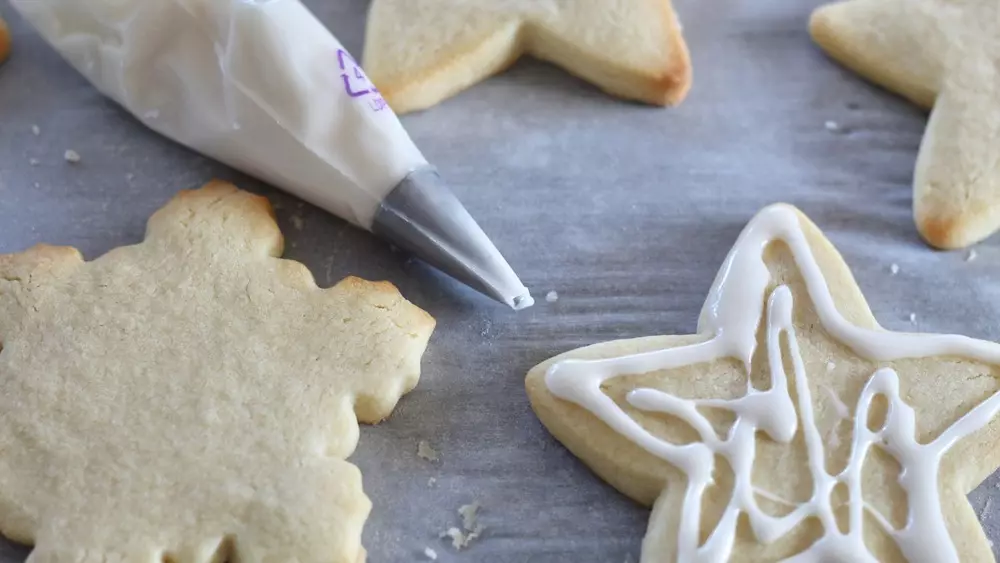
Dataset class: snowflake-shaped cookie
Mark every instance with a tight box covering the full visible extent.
[0,181,435,562]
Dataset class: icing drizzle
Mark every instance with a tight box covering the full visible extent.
[545,205,1000,562]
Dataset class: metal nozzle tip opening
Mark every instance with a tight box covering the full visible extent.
[512,292,535,311]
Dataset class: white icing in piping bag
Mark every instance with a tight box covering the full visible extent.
[546,204,1000,562]
[11,0,532,310]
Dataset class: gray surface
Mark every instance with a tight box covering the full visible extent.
[1,0,1000,562]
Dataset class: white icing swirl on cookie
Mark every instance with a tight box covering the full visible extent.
[545,205,1000,562]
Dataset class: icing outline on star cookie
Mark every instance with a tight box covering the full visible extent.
[545,204,1000,562]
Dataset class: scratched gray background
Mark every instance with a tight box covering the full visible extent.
[1,0,999,561]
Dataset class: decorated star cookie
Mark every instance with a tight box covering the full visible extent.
[0,181,435,562]
[362,0,691,114]
[810,0,1000,249]
[0,15,10,64]
[527,204,1000,562]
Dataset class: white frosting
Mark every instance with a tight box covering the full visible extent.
[545,205,1000,562]
[11,0,428,229]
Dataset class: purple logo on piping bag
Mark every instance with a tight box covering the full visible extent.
[337,49,388,112]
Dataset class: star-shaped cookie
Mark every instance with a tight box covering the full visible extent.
[810,0,1000,249]
[527,204,1000,562]
[362,0,691,114]
[0,181,435,562]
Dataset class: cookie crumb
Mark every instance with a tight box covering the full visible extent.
[824,120,839,131]
[966,249,978,262]
[826,361,836,372]
[31,125,40,136]
[545,290,559,303]
[440,526,483,551]
[418,440,439,462]
[291,215,305,231]
[423,547,438,560]
[459,502,480,531]
[64,149,81,164]
[29,158,39,166]
[441,527,465,550]
[909,312,917,323]
[889,263,899,275]
[440,502,485,550]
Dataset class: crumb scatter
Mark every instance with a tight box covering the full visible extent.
[459,502,480,531]
[440,501,485,550]
[418,440,439,462]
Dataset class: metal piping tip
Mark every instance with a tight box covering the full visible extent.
[372,168,533,310]
[513,292,535,311]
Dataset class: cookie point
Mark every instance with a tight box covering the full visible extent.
[807,4,827,27]
[650,50,693,107]
[917,214,970,250]
[806,4,843,48]
[655,70,692,107]
[807,3,838,31]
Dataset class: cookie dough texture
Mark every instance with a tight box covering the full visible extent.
[810,0,1000,249]
[526,207,1000,562]
[362,0,691,114]
[0,181,435,563]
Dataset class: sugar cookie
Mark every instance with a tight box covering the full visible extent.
[528,204,1000,562]
[362,0,691,114]
[810,0,1000,249]
[0,181,435,562]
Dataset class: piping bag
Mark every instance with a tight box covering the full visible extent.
[11,0,534,310]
